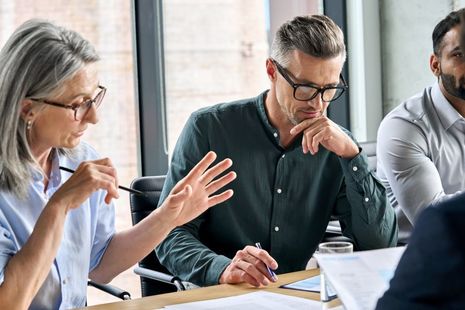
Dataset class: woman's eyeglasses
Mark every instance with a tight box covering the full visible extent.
[30,85,106,121]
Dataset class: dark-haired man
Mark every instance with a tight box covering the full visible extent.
[376,9,465,309]
[157,14,397,288]
[377,8,465,243]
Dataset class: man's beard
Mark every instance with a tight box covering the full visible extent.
[440,71,465,100]
[278,102,299,125]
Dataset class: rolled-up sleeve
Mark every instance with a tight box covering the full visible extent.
[89,198,115,272]
[0,220,16,284]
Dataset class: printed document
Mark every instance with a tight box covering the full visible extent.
[162,291,321,309]
[314,246,406,310]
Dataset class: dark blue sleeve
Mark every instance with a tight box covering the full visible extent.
[377,200,465,309]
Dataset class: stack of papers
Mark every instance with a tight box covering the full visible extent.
[163,291,321,309]
[314,246,406,310]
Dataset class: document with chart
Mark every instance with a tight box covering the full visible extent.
[314,246,406,310]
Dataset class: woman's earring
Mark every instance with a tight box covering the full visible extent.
[26,120,32,130]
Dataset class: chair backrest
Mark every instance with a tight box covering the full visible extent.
[359,141,377,171]
[130,175,177,296]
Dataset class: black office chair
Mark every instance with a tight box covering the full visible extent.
[129,175,186,296]
[87,280,131,300]
[324,141,378,242]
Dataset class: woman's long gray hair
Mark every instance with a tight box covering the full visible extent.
[0,19,99,198]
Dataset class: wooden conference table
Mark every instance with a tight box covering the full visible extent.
[81,269,340,310]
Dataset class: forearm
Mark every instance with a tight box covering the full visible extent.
[156,227,231,286]
[340,153,398,248]
[89,207,175,283]
[0,202,67,309]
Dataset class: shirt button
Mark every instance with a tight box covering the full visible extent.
[365,197,370,202]
[276,188,282,194]
[62,279,67,285]
[281,154,285,158]
[273,132,278,138]
[352,166,358,172]
[274,226,280,232]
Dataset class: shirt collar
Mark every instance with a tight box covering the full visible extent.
[255,90,302,151]
[256,90,277,134]
[431,82,464,131]
[30,148,63,187]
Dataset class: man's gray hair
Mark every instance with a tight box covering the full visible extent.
[0,19,99,198]
[270,15,346,66]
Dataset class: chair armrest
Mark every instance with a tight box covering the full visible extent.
[87,280,131,300]
[326,220,342,234]
[323,235,354,243]
[134,266,186,291]
[323,220,354,244]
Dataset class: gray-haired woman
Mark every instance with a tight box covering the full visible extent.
[0,19,236,309]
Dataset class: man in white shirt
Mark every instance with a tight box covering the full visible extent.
[377,8,465,243]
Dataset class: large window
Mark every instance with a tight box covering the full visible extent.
[162,0,323,157]
[0,0,139,304]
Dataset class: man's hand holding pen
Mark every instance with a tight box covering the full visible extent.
[219,245,278,287]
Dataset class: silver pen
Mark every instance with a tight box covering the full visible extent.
[255,242,277,281]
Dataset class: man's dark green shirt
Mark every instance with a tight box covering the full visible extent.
[156,91,398,286]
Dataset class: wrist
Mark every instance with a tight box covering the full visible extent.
[340,143,360,159]
[153,205,177,233]
[218,272,226,284]
[44,198,69,218]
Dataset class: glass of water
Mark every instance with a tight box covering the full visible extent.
[318,241,353,302]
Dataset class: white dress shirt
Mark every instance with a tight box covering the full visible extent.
[377,82,465,242]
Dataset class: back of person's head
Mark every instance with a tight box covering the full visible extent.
[0,19,100,198]
[433,8,465,56]
[270,14,346,66]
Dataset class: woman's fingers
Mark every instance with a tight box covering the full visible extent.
[205,171,237,195]
[198,158,233,186]
[67,160,120,205]
[207,189,234,207]
[186,151,217,180]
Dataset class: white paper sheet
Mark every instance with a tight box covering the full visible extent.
[314,246,406,310]
[162,291,321,310]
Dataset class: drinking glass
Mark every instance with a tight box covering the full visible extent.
[318,241,353,302]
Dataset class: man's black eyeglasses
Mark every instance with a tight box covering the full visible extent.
[271,59,347,102]
[30,85,106,121]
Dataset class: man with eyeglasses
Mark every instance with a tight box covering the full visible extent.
[157,14,397,288]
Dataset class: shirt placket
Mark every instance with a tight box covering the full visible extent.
[270,139,287,256]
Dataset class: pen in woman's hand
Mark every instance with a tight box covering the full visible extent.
[255,242,278,281]
[59,166,146,196]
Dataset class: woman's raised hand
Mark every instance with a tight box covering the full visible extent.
[159,151,236,227]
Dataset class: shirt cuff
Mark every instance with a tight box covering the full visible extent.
[339,148,371,184]
[205,254,231,286]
